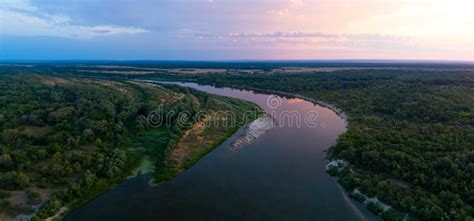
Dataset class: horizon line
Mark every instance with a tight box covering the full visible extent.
[1,59,473,64]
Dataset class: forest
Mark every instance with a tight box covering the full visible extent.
[0,63,472,220]
[0,68,258,220]
[139,66,474,221]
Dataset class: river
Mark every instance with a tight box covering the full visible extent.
[64,82,380,221]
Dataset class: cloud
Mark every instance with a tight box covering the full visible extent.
[228,32,412,41]
[271,0,305,17]
[0,0,148,39]
[190,31,418,55]
[195,31,413,44]
[0,0,471,60]
[1,0,38,12]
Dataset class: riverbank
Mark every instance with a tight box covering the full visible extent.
[151,66,474,220]
[148,80,405,220]
[150,124,247,185]
[148,82,263,184]
[143,80,349,125]
[202,83,348,124]
[327,159,409,220]
[213,83,411,220]
[62,79,379,221]
[30,151,143,220]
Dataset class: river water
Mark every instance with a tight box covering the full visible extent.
[65,82,380,221]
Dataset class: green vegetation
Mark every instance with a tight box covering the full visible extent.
[144,67,474,220]
[2,63,472,220]
[0,70,259,220]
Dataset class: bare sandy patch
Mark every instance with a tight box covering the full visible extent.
[38,77,70,86]
[169,115,214,169]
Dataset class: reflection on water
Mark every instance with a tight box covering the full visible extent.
[230,114,276,149]
[286,98,305,104]
[65,82,380,221]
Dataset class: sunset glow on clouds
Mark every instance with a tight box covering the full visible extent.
[0,0,472,60]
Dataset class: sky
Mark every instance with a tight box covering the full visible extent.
[0,0,473,61]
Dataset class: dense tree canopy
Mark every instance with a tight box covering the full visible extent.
[0,69,258,219]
